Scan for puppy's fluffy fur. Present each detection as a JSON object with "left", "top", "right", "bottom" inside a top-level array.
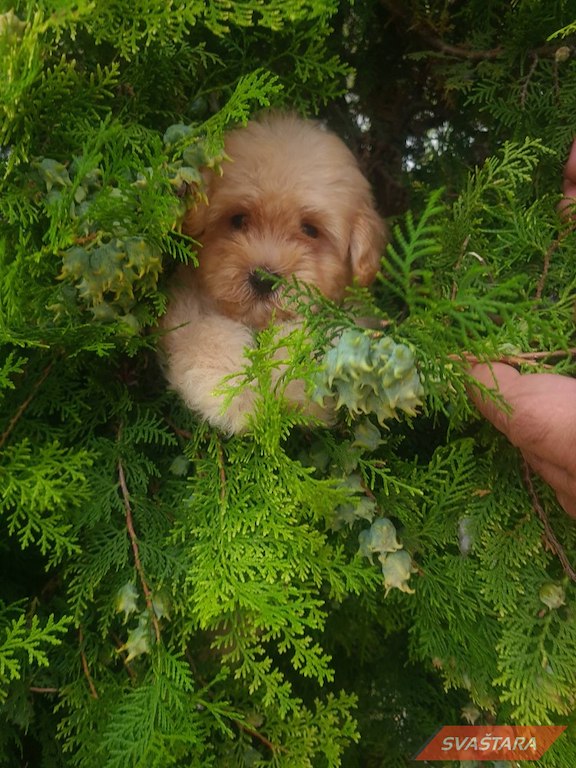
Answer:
[{"left": 159, "top": 113, "right": 386, "bottom": 433}]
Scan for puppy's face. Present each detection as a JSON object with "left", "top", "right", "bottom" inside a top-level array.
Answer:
[{"left": 183, "top": 115, "right": 386, "bottom": 328}]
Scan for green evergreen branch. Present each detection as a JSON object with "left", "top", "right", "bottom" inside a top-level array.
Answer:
[
  {"left": 494, "top": 591, "right": 576, "bottom": 721},
  {"left": 380, "top": 188, "right": 445, "bottom": 309},
  {"left": 1, "top": 438, "right": 92, "bottom": 562},
  {"left": 0, "top": 612, "right": 72, "bottom": 702}
]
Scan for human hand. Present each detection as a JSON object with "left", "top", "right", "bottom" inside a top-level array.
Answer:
[
  {"left": 469, "top": 363, "right": 576, "bottom": 518},
  {"left": 558, "top": 137, "right": 576, "bottom": 218}
]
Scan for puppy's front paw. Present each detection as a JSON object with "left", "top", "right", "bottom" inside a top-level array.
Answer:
[
  {"left": 281, "top": 377, "right": 336, "bottom": 427},
  {"left": 174, "top": 367, "right": 257, "bottom": 435},
  {"left": 213, "top": 384, "right": 257, "bottom": 435}
]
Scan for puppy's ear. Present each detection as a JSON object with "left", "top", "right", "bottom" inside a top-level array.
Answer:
[
  {"left": 181, "top": 167, "right": 214, "bottom": 238},
  {"left": 349, "top": 205, "right": 387, "bottom": 287},
  {"left": 181, "top": 199, "right": 208, "bottom": 238}
]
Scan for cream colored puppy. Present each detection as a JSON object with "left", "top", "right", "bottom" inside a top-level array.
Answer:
[{"left": 159, "top": 113, "right": 385, "bottom": 433}]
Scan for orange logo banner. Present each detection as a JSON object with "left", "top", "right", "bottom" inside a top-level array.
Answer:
[{"left": 415, "top": 725, "right": 566, "bottom": 761}]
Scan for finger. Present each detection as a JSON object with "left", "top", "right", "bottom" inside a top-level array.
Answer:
[
  {"left": 558, "top": 138, "right": 576, "bottom": 219},
  {"left": 555, "top": 491, "right": 576, "bottom": 519},
  {"left": 562, "top": 137, "right": 576, "bottom": 190},
  {"left": 467, "top": 363, "right": 522, "bottom": 438},
  {"left": 469, "top": 364, "right": 576, "bottom": 461},
  {"left": 523, "top": 449, "right": 576, "bottom": 518}
]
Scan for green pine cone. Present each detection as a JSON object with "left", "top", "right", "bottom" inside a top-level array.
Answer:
[
  {"left": 60, "top": 236, "right": 162, "bottom": 316},
  {"left": 314, "top": 328, "right": 424, "bottom": 424}
]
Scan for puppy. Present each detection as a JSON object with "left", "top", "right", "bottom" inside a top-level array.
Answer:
[{"left": 159, "top": 113, "right": 386, "bottom": 434}]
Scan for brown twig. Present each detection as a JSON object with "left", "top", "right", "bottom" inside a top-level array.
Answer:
[
  {"left": 0, "top": 361, "right": 54, "bottom": 451},
  {"left": 360, "top": 478, "right": 377, "bottom": 502},
  {"left": 73, "top": 232, "right": 99, "bottom": 246},
  {"left": 79, "top": 627, "right": 98, "bottom": 699},
  {"left": 233, "top": 719, "right": 281, "bottom": 754},
  {"left": 535, "top": 222, "right": 576, "bottom": 300},
  {"left": 379, "top": 0, "right": 561, "bottom": 62},
  {"left": 520, "top": 53, "right": 540, "bottom": 108},
  {"left": 420, "top": 35, "right": 559, "bottom": 62},
  {"left": 450, "top": 347, "right": 576, "bottom": 368},
  {"left": 414, "top": 31, "right": 504, "bottom": 61},
  {"left": 215, "top": 437, "right": 227, "bottom": 505},
  {"left": 522, "top": 461, "right": 576, "bottom": 583},
  {"left": 111, "top": 632, "right": 138, "bottom": 679},
  {"left": 450, "top": 236, "right": 472, "bottom": 301},
  {"left": 117, "top": 458, "right": 161, "bottom": 644},
  {"left": 553, "top": 56, "right": 561, "bottom": 102},
  {"left": 377, "top": 0, "right": 504, "bottom": 60},
  {"left": 164, "top": 416, "right": 194, "bottom": 441},
  {"left": 29, "top": 686, "right": 59, "bottom": 694}
]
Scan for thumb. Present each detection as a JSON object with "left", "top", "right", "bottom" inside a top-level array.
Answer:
[{"left": 468, "top": 363, "right": 522, "bottom": 438}]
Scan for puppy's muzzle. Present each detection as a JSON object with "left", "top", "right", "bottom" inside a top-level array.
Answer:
[{"left": 248, "top": 267, "right": 282, "bottom": 297}]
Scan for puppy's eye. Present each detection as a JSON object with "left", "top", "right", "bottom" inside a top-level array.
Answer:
[
  {"left": 301, "top": 222, "right": 319, "bottom": 239},
  {"left": 230, "top": 213, "right": 247, "bottom": 230}
]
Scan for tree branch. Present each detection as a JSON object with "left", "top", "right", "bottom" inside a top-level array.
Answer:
[
  {"left": 79, "top": 627, "right": 98, "bottom": 699},
  {"left": 164, "top": 415, "right": 194, "bottom": 441},
  {"left": 29, "top": 686, "right": 59, "bottom": 694},
  {"left": 535, "top": 222, "right": 576, "bottom": 300},
  {"left": 413, "top": 28, "right": 504, "bottom": 61},
  {"left": 380, "top": 0, "right": 562, "bottom": 62},
  {"left": 215, "top": 437, "right": 227, "bottom": 505},
  {"left": 523, "top": 461, "right": 576, "bottom": 583},
  {"left": 117, "top": 458, "right": 161, "bottom": 644},
  {"left": 0, "top": 361, "right": 54, "bottom": 451},
  {"left": 451, "top": 347, "right": 576, "bottom": 368},
  {"left": 233, "top": 719, "right": 282, "bottom": 754}
]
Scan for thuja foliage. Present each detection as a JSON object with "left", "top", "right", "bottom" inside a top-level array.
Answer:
[{"left": 1, "top": 1, "right": 576, "bottom": 766}]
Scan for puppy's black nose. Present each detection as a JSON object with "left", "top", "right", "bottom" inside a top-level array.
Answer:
[{"left": 248, "top": 268, "right": 281, "bottom": 296}]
